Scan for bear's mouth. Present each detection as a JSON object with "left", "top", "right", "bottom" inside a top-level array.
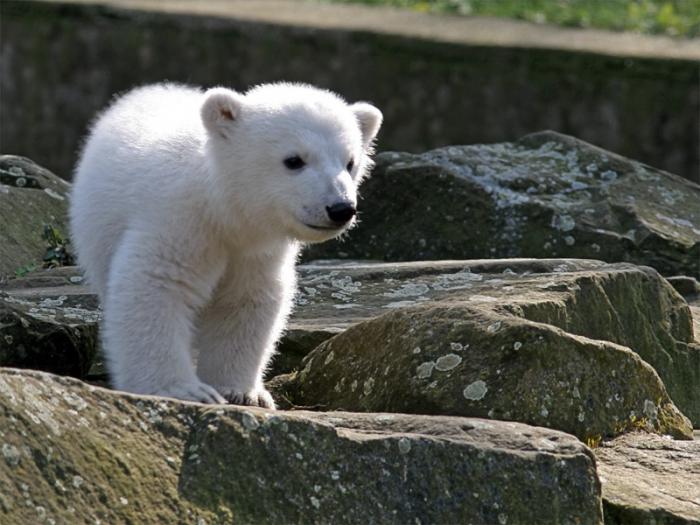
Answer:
[{"left": 303, "top": 223, "right": 342, "bottom": 231}]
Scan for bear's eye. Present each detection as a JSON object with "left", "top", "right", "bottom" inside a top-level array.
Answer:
[
  {"left": 346, "top": 158, "right": 355, "bottom": 172},
  {"left": 283, "top": 156, "right": 305, "bottom": 170}
]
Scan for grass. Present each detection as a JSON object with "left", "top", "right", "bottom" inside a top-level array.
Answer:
[{"left": 325, "top": 0, "right": 700, "bottom": 38}]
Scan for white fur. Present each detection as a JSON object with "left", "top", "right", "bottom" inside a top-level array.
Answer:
[{"left": 70, "top": 82, "right": 381, "bottom": 407}]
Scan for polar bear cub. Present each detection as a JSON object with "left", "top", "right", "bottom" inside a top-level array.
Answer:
[{"left": 70, "top": 82, "right": 382, "bottom": 407}]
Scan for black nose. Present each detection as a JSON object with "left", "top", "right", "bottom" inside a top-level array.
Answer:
[{"left": 326, "top": 202, "right": 356, "bottom": 225}]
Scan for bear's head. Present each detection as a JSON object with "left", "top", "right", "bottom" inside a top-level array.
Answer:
[{"left": 201, "top": 83, "right": 382, "bottom": 244}]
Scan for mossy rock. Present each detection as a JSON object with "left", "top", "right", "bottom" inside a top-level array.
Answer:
[
  {"left": 0, "top": 155, "right": 71, "bottom": 279},
  {"left": 0, "top": 368, "right": 603, "bottom": 524},
  {"left": 305, "top": 131, "right": 700, "bottom": 278},
  {"left": 280, "top": 259, "right": 697, "bottom": 437}
]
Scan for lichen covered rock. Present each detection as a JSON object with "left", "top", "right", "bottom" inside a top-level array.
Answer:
[
  {"left": 0, "top": 368, "right": 603, "bottom": 524},
  {"left": 305, "top": 132, "right": 700, "bottom": 278},
  {"left": 0, "top": 155, "right": 71, "bottom": 279},
  {"left": 283, "top": 259, "right": 697, "bottom": 438},
  {"left": 0, "top": 289, "right": 98, "bottom": 378}
]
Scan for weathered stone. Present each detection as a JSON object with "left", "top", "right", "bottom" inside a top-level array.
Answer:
[
  {"left": 0, "top": 368, "right": 603, "bottom": 524},
  {"left": 0, "top": 156, "right": 71, "bottom": 279},
  {"left": 595, "top": 431, "right": 700, "bottom": 524},
  {"left": 283, "top": 259, "right": 697, "bottom": 437},
  {"left": 3, "top": 260, "right": 698, "bottom": 433},
  {"left": 667, "top": 275, "right": 700, "bottom": 298},
  {"left": 305, "top": 132, "right": 700, "bottom": 278},
  {"left": 0, "top": 289, "right": 98, "bottom": 378}
]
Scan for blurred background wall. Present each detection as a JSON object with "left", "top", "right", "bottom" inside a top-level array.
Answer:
[{"left": 1, "top": 0, "right": 698, "bottom": 182}]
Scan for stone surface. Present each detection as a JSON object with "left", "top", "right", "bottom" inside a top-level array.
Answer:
[
  {"left": 282, "top": 259, "right": 698, "bottom": 437},
  {"left": 596, "top": 432, "right": 700, "bottom": 524},
  {"left": 3, "top": 260, "right": 698, "bottom": 434},
  {"left": 0, "top": 287, "right": 98, "bottom": 378},
  {"left": 0, "top": 367, "right": 604, "bottom": 524},
  {"left": 667, "top": 275, "right": 700, "bottom": 298},
  {"left": 306, "top": 132, "right": 700, "bottom": 278},
  {"left": 0, "top": 155, "right": 71, "bottom": 279}
]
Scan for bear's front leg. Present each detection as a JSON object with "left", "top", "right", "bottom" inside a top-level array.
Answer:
[
  {"left": 195, "top": 261, "right": 294, "bottom": 409},
  {"left": 103, "top": 230, "right": 227, "bottom": 404}
]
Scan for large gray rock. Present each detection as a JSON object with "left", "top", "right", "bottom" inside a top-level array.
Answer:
[
  {"left": 0, "top": 368, "right": 603, "bottom": 524},
  {"left": 0, "top": 267, "right": 98, "bottom": 378},
  {"left": 282, "top": 259, "right": 697, "bottom": 437},
  {"left": 305, "top": 132, "right": 700, "bottom": 278},
  {"left": 595, "top": 431, "right": 700, "bottom": 524},
  {"left": 2, "top": 260, "right": 698, "bottom": 436},
  {"left": 0, "top": 155, "right": 71, "bottom": 279}
]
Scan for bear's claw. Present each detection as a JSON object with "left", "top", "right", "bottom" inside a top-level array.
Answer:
[{"left": 224, "top": 388, "right": 276, "bottom": 409}]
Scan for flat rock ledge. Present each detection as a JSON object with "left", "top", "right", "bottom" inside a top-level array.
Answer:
[
  {"left": 283, "top": 259, "right": 697, "bottom": 437},
  {"left": 0, "top": 368, "right": 602, "bottom": 524},
  {"left": 595, "top": 432, "right": 700, "bottom": 524}
]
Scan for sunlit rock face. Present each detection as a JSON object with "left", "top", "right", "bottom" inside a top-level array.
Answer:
[
  {"left": 305, "top": 131, "right": 700, "bottom": 279},
  {"left": 278, "top": 259, "right": 696, "bottom": 437},
  {"left": 0, "top": 368, "right": 603, "bottom": 524}
]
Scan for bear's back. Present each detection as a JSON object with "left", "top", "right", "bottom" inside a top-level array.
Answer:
[{"left": 70, "top": 84, "right": 211, "bottom": 297}]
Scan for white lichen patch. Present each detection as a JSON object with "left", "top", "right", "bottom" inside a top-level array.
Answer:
[
  {"left": 383, "top": 282, "right": 430, "bottom": 298},
  {"left": 551, "top": 214, "right": 575, "bottom": 232},
  {"left": 468, "top": 295, "right": 498, "bottom": 302},
  {"left": 432, "top": 270, "right": 483, "bottom": 291},
  {"left": 450, "top": 342, "right": 463, "bottom": 351},
  {"left": 241, "top": 412, "right": 260, "bottom": 431},
  {"left": 486, "top": 321, "right": 502, "bottom": 334},
  {"left": 38, "top": 297, "right": 66, "bottom": 308},
  {"left": 72, "top": 475, "right": 84, "bottom": 489},
  {"left": 416, "top": 361, "right": 436, "bottom": 379},
  {"left": 600, "top": 170, "right": 618, "bottom": 182},
  {"left": 44, "top": 188, "right": 65, "bottom": 200},
  {"left": 62, "top": 392, "right": 88, "bottom": 412},
  {"left": 397, "top": 437, "right": 411, "bottom": 454},
  {"left": 363, "top": 378, "right": 375, "bottom": 396},
  {"left": 435, "top": 354, "right": 462, "bottom": 371},
  {"left": 383, "top": 300, "right": 418, "bottom": 309},
  {"left": 513, "top": 342, "right": 522, "bottom": 351},
  {"left": 463, "top": 380, "right": 488, "bottom": 401},
  {"left": 2, "top": 443, "right": 21, "bottom": 466}
]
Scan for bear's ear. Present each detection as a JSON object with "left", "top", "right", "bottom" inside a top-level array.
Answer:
[
  {"left": 350, "top": 102, "right": 383, "bottom": 148},
  {"left": 201, "top": 87, "right": 244, "bottom": 139}
]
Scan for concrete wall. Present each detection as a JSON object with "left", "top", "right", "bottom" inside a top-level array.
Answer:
[{"left": 1, "top": 1, "right": 698, "bottom": 182}]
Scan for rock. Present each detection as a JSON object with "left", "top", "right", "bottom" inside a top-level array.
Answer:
[
  {"left": 0, "top": 368, "right": 604, "bottom": 524},
  {"left": 0, "top": 267, "right": 98, "bottom": 378},
  {"left": 0, "top": 156, "right": 71, "bottom": 279},
  {"left": 667, "top": 275, "right": 700, "bottom": 298},
  {"left": 0, "top": 287, "right": 98, "bottom": 378},
  {"left": 595, "top": 431, "right": 700, "bottom": 524},
  {"left": 304, "top": 132, "right": 700, "bottom": 278},
  {"left": 282, "top": 259, "right": 697, "bottom": 438}
]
